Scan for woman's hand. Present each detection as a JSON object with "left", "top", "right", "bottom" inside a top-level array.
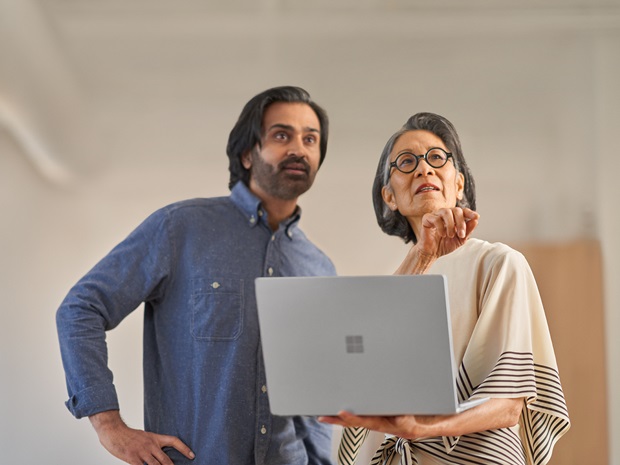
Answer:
[
  {"left": 319, "top": 411, "right": 440, "bottom": 441},
  {"left": 319, "top": 398, "right": 524, "bottom": 441},
  {"left": 417, "top": 207, "right": 479, "bottom": 258},
  {"left": 395, "top": 207, "right": 479, "bottom": 275}
]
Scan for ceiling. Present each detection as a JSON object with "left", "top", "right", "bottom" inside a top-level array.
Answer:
[{"left": 2, "top": 0, "right": 620, "bottom": 185}]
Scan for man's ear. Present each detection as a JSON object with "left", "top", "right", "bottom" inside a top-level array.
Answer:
[
  {"left": 382, "top": 185, "right": 398, "bottom": 211},
  {"left": 241, "top": 150, "right": 252, "bottom": 170}
]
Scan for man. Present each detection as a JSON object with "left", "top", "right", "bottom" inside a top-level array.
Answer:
[{"left": 56, "top": 86, "right": 335, "bottom": 465}]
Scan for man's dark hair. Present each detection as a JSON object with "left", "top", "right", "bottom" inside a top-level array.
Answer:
[
  {"left": 372, "top": 112, "right": 477, "bottom": 244},
  {"left": 226, "top": 86, "right": 329, "bottom": 190}
]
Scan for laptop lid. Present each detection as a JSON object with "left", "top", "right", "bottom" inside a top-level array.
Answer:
[{"left": 255, "top": 274, "right": 487, "bottom": 416}]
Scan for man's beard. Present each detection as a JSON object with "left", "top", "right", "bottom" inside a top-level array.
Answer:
[{"left": 250, "top": 149, "right": 317, "bottom": 201}]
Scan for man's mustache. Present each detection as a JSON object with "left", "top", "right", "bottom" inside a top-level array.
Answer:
[{"left": 278, "top": 156, "right": 310, "bottom": 173}]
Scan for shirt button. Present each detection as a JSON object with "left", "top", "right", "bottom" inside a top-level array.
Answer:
[
  {"left": 258, "top": 210, "right": 264, "bottom": 217},
  {"left": 268, "top": 267, "right": 274, "bottom": 276},
  {"left": 271, "top": 235, "right": 275, "bottom": 242},
  {"left": 260, "top": 425, "right": 267, "bottom": 435},
  {"left": 249, "top": 216, "right": 256, "bottom": 224},
  {"left": 211, "top": 282, "right": 220, "bottom": 289},
  {"left": 261, "top": 385, "right": 267, "bottom": 394},
  {"left": 287, "top": 230, "right": 293, "bottom": 238}
]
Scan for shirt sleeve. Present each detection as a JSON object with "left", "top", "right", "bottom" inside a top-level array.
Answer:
[
  {"left": 444, "top": 248, "right": 571, "bottom": 464},
  {"left": 55, "top": 208, "right": 174, "bottom": 418}
]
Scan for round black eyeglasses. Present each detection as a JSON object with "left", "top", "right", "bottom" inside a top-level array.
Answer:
[{"left": 389, "top": 147, "right": 453, "bottom": 177}]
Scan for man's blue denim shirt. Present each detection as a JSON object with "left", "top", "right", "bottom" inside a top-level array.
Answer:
[{"left": 56, "top": 182, "right": 336, "bottom": 465}]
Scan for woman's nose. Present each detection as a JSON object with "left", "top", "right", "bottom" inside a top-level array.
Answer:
[{"left": 413, "top": 158, "right": 435, "bottom": 177}]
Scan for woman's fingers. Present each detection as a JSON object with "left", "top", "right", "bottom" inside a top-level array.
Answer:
[
  {"left": 424, "top": 208, "right": 479, "bottom": 239},
  {"left": 417, "top": 208, "right": 480, "bottom": 258},
  {"left": 422, "top": 208, "right": 457, "bottom": 238},
  {"left": 463, "top": 209, "right": 480, "bottom": 238}
]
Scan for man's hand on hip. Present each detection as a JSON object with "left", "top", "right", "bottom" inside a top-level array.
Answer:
[{"left": 89, "top": 410, "right": 195, "bottom": 465}]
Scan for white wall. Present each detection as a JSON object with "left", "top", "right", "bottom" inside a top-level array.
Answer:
[
  {"left": 596, "top": 32, "right": 620, "bottom": 465},
  {"left": 1, "top": 3, "right": 619, "bottom": 464}
]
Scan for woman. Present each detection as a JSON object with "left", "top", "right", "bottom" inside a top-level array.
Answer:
[{"left": 320, "top": 113, "right": 570, "bottom": 465}]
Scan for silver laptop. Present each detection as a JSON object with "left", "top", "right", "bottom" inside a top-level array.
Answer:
[{"left": 255, "top": 274, "right": 488, "bottom": 416}]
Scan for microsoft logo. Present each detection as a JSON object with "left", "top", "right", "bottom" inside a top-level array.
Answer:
[{"left": 345, "top": 335, "right": 364, "bottom": 354}]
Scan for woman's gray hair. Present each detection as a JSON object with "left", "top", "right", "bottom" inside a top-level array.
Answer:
[{"left": 371, "top": 112, "right": 476, "bottom": 244}]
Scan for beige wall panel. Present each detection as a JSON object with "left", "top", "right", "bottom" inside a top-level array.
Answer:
[{"left": 515, "top": 240, "right": 608, "bottom": 465}]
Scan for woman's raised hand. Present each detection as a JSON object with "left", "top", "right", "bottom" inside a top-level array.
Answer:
[
  {"left": 395, "top": 208, "right": 479, "bottom": 275},
  {"left": 417, "top": 207, "right": 479, "bottom": 258}
]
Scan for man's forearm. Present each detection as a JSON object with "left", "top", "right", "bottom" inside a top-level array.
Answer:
[{"left": 89, "top": 409, "right": 125, "bottom": 435}]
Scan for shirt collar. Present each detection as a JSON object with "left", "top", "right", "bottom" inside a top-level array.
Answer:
[{"left": 230, "top": 182, "right": 301, "bottom": 238}]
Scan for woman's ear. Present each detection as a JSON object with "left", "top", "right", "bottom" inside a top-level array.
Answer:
[
  {"left": 456, "top": 172, "right": 465, "bottom": 201},
  {"left": 382, "top": 185, "right": 398, "bottom": 211}
]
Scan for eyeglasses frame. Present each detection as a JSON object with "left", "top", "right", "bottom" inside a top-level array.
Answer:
[{"left": 388, "top": 147, "right": 454, "bottom": 178}]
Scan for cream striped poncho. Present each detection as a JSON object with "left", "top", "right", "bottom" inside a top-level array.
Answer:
[{"left": 338, "top": 238, "right": 570, "bottom": 465}]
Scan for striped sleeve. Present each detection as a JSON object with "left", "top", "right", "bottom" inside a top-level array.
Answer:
[
  {"left": 410, "top": 352, "right": 568, "bottom": 465},
  {"left": 520, "top": 363, "right": 570, "bottom": 464},
  {"left": 457, "top": 352, "right": 569, "bottom": 464},
  {"left": 337, "top": 427, "right": 370, "bottom": 465}
]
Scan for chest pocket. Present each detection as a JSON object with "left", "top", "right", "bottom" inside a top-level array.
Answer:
[{"left": 191, "top": 277, "right": 244, "bottom": 341}]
